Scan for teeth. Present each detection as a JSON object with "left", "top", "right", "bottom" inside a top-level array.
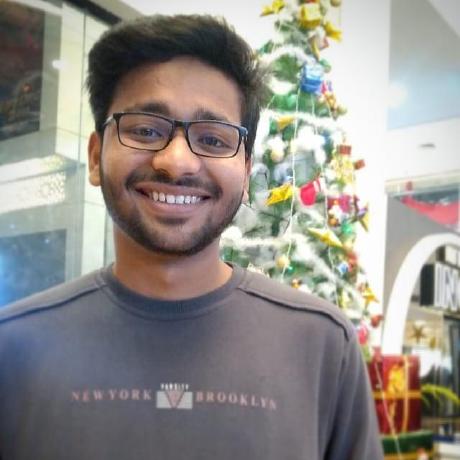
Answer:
[{"left": 150, "top": 192, "right": 202, "bottom": 205}]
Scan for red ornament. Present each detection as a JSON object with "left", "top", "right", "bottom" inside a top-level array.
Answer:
[
  {"left": 357, "top": 322, "right": 369, "bottom": 345},
  {"left": 337, "top": 144, "right": 352, "bottom": 155},
  {"left": 327, "top": 194, "right": 352, "bottom": 212},
  {"left": 300, "top": 179, "right": 321, "bottom": 206},
  {"left": 370, "top": 314, "right": 383, "bottom": 328},
  {"left": 354, "top": 159, "right": 366, "bottom": 170}
]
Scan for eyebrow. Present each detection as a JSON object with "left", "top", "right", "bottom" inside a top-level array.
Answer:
[{"left": 122, "top": 102, "right": 233, "bottom": 124}]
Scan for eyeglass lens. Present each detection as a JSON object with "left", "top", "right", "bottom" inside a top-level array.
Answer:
[{"left": 117, "top": 113, "right": 241, "bottom": 157}]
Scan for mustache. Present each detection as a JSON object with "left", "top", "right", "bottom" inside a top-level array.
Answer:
[{"left": 125, "top": 169, "right": 222, "bottom": 198}]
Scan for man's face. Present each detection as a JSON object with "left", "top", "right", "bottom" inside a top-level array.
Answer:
[{"left": 88, "top": 57, "right": 249, "bottom": 256}]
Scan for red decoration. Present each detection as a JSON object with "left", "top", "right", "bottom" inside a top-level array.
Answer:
[
  {"left": 354, "top": 159, "right": 366, "bottom": 170},
  {"left": 401, "top": 195, "right": 459, "bottom": 227},
  {"left": 327, "top": 194, "right": 352, "bottom": 212},
  {"left": 367, "top": 355, "right": 421, "bottom": 434},
  {"left": 347, "top": 251, "right": 358, "bottom": 271},
  {"left": 300, "top": 179, "right": 320, "bottom": 205},
  {"left": 337, "top": 144, "right": 352, "bottom": 155},
  {"left": 357, "top": 322, "right": 369, "bottom": 345},
  {"left": 370, "top": 314, "right": 383, "bottom": 328}
]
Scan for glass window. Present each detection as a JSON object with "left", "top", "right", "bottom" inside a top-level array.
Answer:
[{"left": 0, "top": 0, "right": 111, "bottom": 306}]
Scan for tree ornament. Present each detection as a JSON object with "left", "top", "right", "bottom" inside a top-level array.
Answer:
[
  {"left": 359, "top": 210, "right": 369, "bottom": 231},
  {"left": 337, "top": 144, "right": 352, "bottom": 155},
  {"left": 330, "top": 154, "right": 355, "bottom": 184},
  {"left": 330, "top": 0, "right": 342, "bottom": 6},
  {"left": 299, "top": 179, "right": 320, "bottom": 206},
  {"left": 361, "top": 284, "right": 378, "bottom": 307},
  {"left": 298, "top": 3, "right": 322, "bottom": 29},
  {"left": 354, "top": 159, "right": 366, "bottom": 170},
  {"left": 370, "top": 314, "right": 383, "bottom": 328},
  {"left": 266, "top": 183, "right": 293, "bottom": 205},
  {"left": 300, "top": 61, "right": 324, "bottom": 94},
  {"left": 328, "top": 194, "right": 352, "bottom": 213},
  {"left": 340, "top": 220, "right": 355, "bottom": 237},
  {"left": 347, "top": 251, "right": 358, "bottom": 271},
  {"left": 307, "top": 227, "right": 343, "bottom": 248},
  {"left": 328, "top": 201, "right": 345, "bottom": 226},
  {"left": 357, "top": 322, "right": 370, "bottom": 346},
  {"left": 275, "top": 254, "right": 290, "bottom": 269},
  {"left": 324, "top": 21, "right": 342, "bottom": 41},
  {"left": 291, "top": 278, "right": 302, "bottom": 289},
  {"left": 276, "top": 115, "right": 296, "bottom": 131},
  {"left": 261, "top": 0, "right": 285, "bottom": 16},
  {"left": 336, "top": 261, "right": 349, "bottom": 276}
]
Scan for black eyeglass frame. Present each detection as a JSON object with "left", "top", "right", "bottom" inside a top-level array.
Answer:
[{"left": 102, "top": 111, "right": 248, "bottom": 159}]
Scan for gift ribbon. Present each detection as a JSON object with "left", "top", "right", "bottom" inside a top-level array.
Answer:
[{"left": 384, "top": 450, "right": 433, "bottom": 460}]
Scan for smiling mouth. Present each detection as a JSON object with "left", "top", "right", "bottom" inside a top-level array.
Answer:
[{"left": 136, "top": 188, "right": 210, "bottom": 205}]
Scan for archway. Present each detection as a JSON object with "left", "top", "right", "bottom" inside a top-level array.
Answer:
[{"left": 382, "top": 232, "right": 460, "bottom": 353}]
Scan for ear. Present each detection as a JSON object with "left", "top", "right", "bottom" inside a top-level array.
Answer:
[
  {"left": 242, "top": 157, "right": 251, "bottom": 204},
  {"left": 88, "top": 131, "right": 102, "bottom": 186}
]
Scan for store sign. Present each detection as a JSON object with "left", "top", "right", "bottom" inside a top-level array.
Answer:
[{"left": 421, "top": 262, "right": 460, "bottom": 312}]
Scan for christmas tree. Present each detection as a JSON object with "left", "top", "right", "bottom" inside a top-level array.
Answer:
[{"left": 220, "top": 0, "right": 381, "bottom": 355}]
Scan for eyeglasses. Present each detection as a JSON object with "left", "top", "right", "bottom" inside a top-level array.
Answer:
[{"left": 102, "top": 112, "right": 248, "bottom": 158}]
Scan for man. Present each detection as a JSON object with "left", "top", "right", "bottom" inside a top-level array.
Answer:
[{"left": 0, "top": 15, "right": 383, "bottom": 460}]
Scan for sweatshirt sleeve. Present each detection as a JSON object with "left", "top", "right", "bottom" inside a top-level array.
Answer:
[{"left": 325, "top": 333, "right": 384, "bottom": 460}]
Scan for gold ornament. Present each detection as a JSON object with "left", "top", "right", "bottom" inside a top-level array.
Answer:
[
  {"left": 330, "top": 0, "right": 342, "bottom": 6},
  {"left": 291, "top": 278, "right": 302, "bottom": 289},
  {"left": 276, "top": 115, "right": 296, "bottom": 131},
  {"left": 275, "top": 254, "right": 290, "bottom": 269},
  {"left": 330, "top": 154, "right": 355, "bottom": 184},
  {"left": 266, "top": 183, "right": 293, "bottom": 205},
  {"left": 409, "top": 323, "right": 427, "bottom": 344},
  {"left": 307, "top": 227, "right": 343, "bottom": 248},
  {"left": 298, "top": 4, "right": 322, "bottom": 29},
  {"left": 359, "top": 210, "right": 369, "bottom": 232},
  {"left": 362, "top": 285, "right": 378, "bottom": 307},
  {"left": 324, "top": 21, "right": 342, "bottom": 41},
  {"left": 309, "top": 37, "right": 320, "bottom": 60},
  {"left": 261, "top": 0, "right": 285, "bottom": 16}
]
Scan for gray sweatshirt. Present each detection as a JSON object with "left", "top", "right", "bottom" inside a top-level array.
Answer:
[{"left": 0, "top": 265, "right": 383, "bottom": 459}]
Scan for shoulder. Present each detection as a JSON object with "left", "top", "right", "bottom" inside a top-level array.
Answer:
[
  {"left": 0, "top": 269, "right": 104, "bottom": 325},
  {"left": 236, "top": 268, "right": 354, "bottom": 340}
]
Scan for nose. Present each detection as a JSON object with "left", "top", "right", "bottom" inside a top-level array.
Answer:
[{"left": 150, "top": 129, "right": 202, "bottom": 179}]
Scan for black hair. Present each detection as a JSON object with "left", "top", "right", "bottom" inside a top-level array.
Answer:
[{"left": 86, "top": 14, "right": 267, "bottom": 158}]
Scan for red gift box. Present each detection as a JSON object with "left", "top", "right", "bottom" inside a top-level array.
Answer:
[{"left": 367, "top": 354, "right": 421, "bottom": 434}]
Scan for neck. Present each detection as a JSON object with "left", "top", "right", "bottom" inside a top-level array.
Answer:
[{"left": 111, "top": 228, "right": 232, "bottom": 300}]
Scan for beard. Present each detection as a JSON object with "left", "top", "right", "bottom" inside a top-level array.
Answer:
[{"left": 99, "top": 165, "right": 243, "bottom": 257}]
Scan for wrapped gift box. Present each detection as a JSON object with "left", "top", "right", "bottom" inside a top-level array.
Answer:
[
  {"left": 367, "top": 354, "right": 421, "bottom": 434},
  {"left": 382, "top": 430, "right": 434, "bottom": 460}
]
